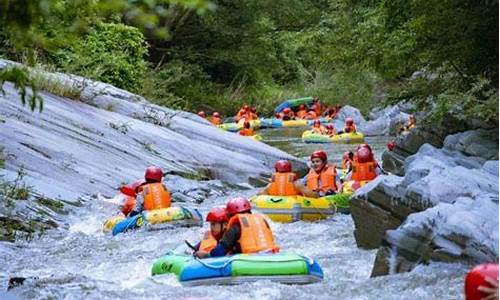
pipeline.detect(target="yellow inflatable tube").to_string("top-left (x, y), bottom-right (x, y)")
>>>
top-left (249, 195), bottom-right (336, 223)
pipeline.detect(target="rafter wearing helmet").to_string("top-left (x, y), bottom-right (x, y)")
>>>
top-left (193, 207), bottom-right (229, 253)
top-left (238, 121), bottom-right (255, 136)
top-left (281, 107), bottom-right (295, 121)
top-left (343, 117), bottom-right (357, 133)
top-left (130, 166), bottom-right (171, 215)
top-left (194, 197), bottom-right (279, 258)
top-left (210, 112), bottom-right (222, 125)
top-left (303, 150), bottom-right (338, 197)
top-left (311, 119), bottom-right (327, 134)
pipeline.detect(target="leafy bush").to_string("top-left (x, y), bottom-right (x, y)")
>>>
top-left (58, 23), bottom-right (148, 93)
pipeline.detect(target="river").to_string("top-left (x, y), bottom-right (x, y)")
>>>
top-left (0, 127), bottom-right (468, 299)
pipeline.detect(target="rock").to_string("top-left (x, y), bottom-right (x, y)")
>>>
top-left (362, 104), bottom-right (414, 136)
top-left (352, 143), bottom-right (499, 276)
top-left (444, 129), bottom-right (499, 161)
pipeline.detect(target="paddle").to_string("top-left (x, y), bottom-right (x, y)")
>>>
top-left (185, 240), bottom-right (197, 251)
top-left (112, 214), bottom-right (142, 236)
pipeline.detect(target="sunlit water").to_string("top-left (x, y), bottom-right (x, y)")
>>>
top-left (1, 127), bottom-right (468, 299)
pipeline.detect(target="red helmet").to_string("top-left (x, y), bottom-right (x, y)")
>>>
top-left (213, 112), bottom-right (220, 117)
top-left (226, 197), bottom-right (251, 215)
top-left (310, 150), bottom-right (327, 161)
top-left (243, 121), bottom-right (251, 129)
top-left (283, 107), bottom-right (292, 114)
top-left (299, 104), bottom-right (306, 110)
top-left (206, 207), bottom-right (228, 223)
top-left (144, 166), bottom-right (163, 182)
top-left (345, 117), bottom-right (354, 125)
top-left (356, 147), bottom-right (372, 163)
top-left (326, 124), bottom-right (334, 130)
top-left (313, 119), bottom-right (321, 126)
top-left (198, 111), bottom-right (206, 118)
top-left (274, 160), bottom-right (292, 172)
top-left (251, 107), bottom-right (257, 113)
top-left (465, 264), bottom-right (499, 300)
top-left (387, 141), bottom-right (395, 151)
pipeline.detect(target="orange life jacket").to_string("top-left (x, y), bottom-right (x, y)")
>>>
top-left (235, 109), bottom-right (247, 121)
top-left (312, 126), bottom-right (326, 134)
top-left (199, 231), bottom-right (218, 252)
top-left (351, 160), bottom-right (378, 181)
top-left (142, 182), bottom-right (171, 211)
top-left (228, 214), bottom-right (279, 254)
top-left (239, 128), bottom-right (255, 136)
top-left (121, 195), bottom-right (136, 216)
top-left (314, 101), bottom-right (322, 115)
top-left (267, 172), bottom-right (299, 196)
top-left (307, 164), bottom-right (337, 192)
top-left (305, 111), bottom-right (317, 120)
top-left (344, 125), bottom-right (357, 133)
top-left (210, 117), bottom-right (221, 125)
top-left (296, 110), bottom-right (307, 119)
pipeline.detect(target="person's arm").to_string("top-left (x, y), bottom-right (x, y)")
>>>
top-left (210, 224), bottom-right (241, 257)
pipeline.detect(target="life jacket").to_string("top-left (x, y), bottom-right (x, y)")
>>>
top-left (296, 110), bottom-right (307, 119)
top-left (210, 117), bottom-right (221, 125)
top-left (228, 214), bottom-right (279, 254)
top-left (314, 101), bottom-right (322, 115)
top-left (121, 195), bottom-right (136, 216)
top-left (268, 172), bottom-right (299, 196)
top-left (243, 112), bottom-right (255, 121)
top-left (351, 160), bottom-right (377, 181)
top-left (199, 231), bottom-right (218, 252)
top-left (307, 164), bottom-right (337, 192)
top-left (344, 125), bottom-right (356, 133)
top-left (239, 128), bottom-right (255, 136)
top-left (312, 126), bottom-right (326, 134)
top-left (305, 111), bottom-right (317, 120)
top-left (142, 182), bottom-right (171, 211)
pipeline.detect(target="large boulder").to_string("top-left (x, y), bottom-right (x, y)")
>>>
top-left (351, 141), bottom-right (498, 275)
top-left (362, 103), bottom-right (414, 136)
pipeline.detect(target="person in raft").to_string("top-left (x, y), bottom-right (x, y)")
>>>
top-left (210, 112), bottom-right (222, 125)
top-left (311, 119), bottom-right (327, 134)
top-left (235, 105), bottom-right (249, 122)
top-left (325, 124), bottom-right (336, 136)
top-left (258, 160), bottom-right (316, 197)
top-left (197, 111), bottom-right (206, 118)
top-left (344, 144), bottom-right (384, 183)
top-left (118, 179), bottom-right (145, 217)
top-left (281, 107), bottom-right (295, 120)
top-left (130, 166), bottom-right (171, 215)
top-left (342, 117), bottom-right (357, 134)
top-left (238, 121), bottom-right (255, 136)
top-left (295, 104), bottom-right (308, 119)
top-left (194, 197), bottom-right (279, 258)
top-left (193, 207), bottom-right (229, 252)
top-left (301, 150), bottom-right (338, 197)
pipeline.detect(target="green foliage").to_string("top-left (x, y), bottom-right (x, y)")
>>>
top-left (0, 168), bottom-right (32, 207)
top-left (30, 73), bottom-right (82, 100)
top-left (57, 23), bottom-right (148, 93)
top-left (0, 66), bottom-right (43, 111)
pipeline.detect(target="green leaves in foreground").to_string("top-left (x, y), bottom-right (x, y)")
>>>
top-left (0, 66), bottom-right (43, 112)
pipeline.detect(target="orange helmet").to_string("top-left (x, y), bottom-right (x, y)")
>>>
top-left (144, 166), bottom-right (163, 182)
top-left (274, 160), bottom-right (292, 172)
top-left (310, 150), bottom-right (327, 161)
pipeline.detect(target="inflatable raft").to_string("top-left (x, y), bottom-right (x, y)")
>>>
top-left (258, 118), bottom-right (330, 129)
top-left (103, 206), bottom-right (203, 235)
top-left (275, 97), bottom-right (314, 113)
top-left (249, 194), bottom-right (351, 222)
top-left (302, 130), bottom-right (365, 144)
top-left (218, 119), bottom-right (260, 132)
top-left (151, 247), bottom-right (323, 286)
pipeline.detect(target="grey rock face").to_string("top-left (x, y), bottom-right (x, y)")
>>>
top-left (351, 142), bottom-right (498, 276)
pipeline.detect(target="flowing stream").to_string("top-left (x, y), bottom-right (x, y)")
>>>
top-left (1, 127), bottom-right (468, 299)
